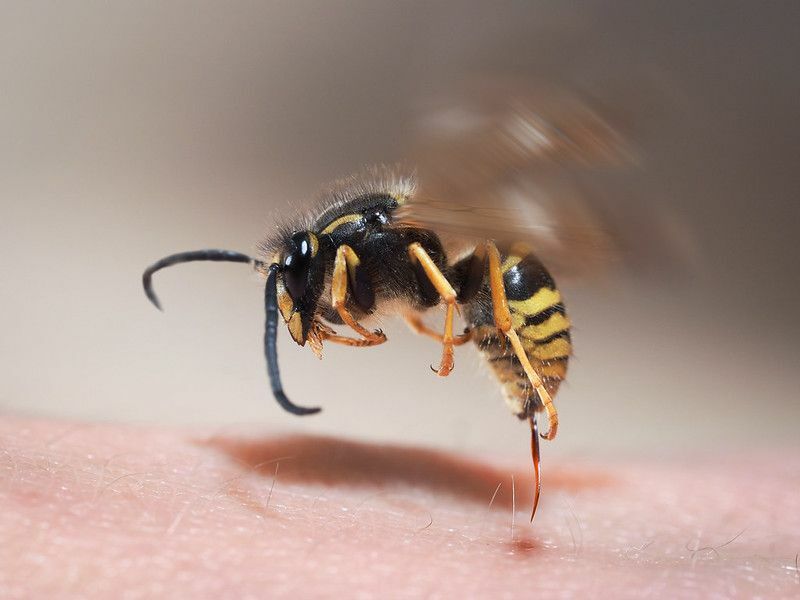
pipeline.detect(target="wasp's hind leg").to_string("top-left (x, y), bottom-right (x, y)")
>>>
top-left (331, 245), bottom-right (387, 346)
top-left (487, 242), bottom-right (559, 441)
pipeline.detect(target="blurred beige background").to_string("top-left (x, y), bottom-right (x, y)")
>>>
top-left (1, 1), bottom-right (798, 460)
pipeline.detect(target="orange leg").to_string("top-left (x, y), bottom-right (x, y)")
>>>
top-left (310, 321), bottom-right (384, 348)
top-left (487, 242), bottom-right (559, 441)
top-left (407, 243), bottom-right (461, 376)
top-left (332, 245), bottom-right (386, 346)
top-left (320, 331), bottom-right (384, 347)
top-left (404, 314), bottom-right (472, 346)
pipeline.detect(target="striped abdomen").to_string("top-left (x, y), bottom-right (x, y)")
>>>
top-left (466, 249), bottom-right (571, 419)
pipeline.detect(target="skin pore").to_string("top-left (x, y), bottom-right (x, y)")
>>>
top-left (1, 414), bottom-right (798, 598)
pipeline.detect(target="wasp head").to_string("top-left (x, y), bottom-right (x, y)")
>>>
top-left (274, 231), bottom-right (327, 346)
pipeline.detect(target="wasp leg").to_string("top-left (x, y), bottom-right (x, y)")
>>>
top-left (404, 314), bottom-right (472, 346)
top-left (306, 321), bottom-right (379, 352)
top-left (487, 241), bottom-right (558, 441)
top-left (407, 242), bottom-right (461, 376)
top-left (320, 331), bottom-right (384, 347)
top-left (332, 245), bottom-right (386, 346)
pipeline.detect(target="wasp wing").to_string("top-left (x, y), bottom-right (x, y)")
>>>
top-left (398, 79), bottom-right (689, 279)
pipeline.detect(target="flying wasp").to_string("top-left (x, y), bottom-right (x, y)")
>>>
top-left (142, 80), bottom-right (643, 520)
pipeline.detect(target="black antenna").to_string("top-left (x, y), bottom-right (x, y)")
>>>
top-left (142, 249), bottom-right (254, 310)
top-left (264, 264), bottom-right (321, 415)
top-left (141, 248), bottom-right (320, 416)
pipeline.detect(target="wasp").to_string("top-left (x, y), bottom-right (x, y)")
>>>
top-left (143, 81), bottom-right (638, 520)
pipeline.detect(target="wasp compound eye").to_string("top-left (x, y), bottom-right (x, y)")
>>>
top-left (283, 232), bottom-right (314, 301)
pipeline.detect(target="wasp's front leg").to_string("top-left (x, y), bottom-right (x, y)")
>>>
top-left (330, 245), bottom-right (387, 346)
top-left (305, 321), bottom-right (379, 361)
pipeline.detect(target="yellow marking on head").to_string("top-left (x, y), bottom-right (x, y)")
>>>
top-left (288, 312), bottom-right (305, 345)
top-left (508, 287), bottom-right (562, 316)
top-left (511, 312), bottom-right (525, 330)
top-left (520, 312), bottom-right (571, 341)
top-left (320, 213), bottom-right (363, 235)
top-left (278, 290), bottom-right (294, 323)
top-left (308, 232), bottom-right (319, 257)
top-left (522, 337), bottom-right (572, 360)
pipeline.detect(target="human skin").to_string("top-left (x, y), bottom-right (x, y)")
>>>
top-left (1, 415), bottom-right (798, 599)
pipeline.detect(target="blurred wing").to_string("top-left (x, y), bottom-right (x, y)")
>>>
top-left (400, 174), bottom-right (621, 278)
top-left (410, 79), bottom-right (634, 183)
top-left (399, 79), bottom-right (689, 279)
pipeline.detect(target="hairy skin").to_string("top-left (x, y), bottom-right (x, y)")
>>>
top-left (1, 416), bottom-right (798, 599)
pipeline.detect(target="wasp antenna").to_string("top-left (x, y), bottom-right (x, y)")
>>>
top-left (264, 264), bottom-right (322, 416)
top-left (142, 249), bottom-right (254, 311)
top-left (529, 414), bottom-right (542, 523)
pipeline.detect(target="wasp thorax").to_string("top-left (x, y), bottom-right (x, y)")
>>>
top-left (283, 231), bottom-right (317, 301)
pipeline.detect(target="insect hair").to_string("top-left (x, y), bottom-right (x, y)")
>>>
top-left (257, 164), bottom-right (416, 259)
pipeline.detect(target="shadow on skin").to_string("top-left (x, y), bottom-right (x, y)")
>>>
top-left (199, 433), bottom-right (615, 509)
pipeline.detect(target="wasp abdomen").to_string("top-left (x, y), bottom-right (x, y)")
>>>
top-left (461, 248), bottom-right (571, 419)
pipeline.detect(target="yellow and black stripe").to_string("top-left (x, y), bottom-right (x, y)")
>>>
top-left (469, 247), bottom-right (570, 418)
